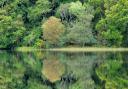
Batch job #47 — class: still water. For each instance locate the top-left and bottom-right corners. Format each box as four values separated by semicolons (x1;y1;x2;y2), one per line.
0;51;128;89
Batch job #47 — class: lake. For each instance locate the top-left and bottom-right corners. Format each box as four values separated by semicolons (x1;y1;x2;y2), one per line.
0;50;128;89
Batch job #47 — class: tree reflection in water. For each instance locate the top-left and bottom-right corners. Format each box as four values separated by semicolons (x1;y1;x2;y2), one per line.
42;56;65;83
0;51;127;89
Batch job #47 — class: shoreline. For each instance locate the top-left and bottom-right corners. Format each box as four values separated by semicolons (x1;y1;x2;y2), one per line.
46;47;128;52
9;47;128;52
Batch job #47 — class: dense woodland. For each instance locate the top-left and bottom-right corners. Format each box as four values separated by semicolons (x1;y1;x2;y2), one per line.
0;0;128;48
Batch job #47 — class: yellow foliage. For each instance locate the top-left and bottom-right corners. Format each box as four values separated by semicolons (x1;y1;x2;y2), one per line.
42;56;65;82
42;16;65;44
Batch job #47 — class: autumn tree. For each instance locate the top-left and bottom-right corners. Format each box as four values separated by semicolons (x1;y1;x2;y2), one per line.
42;16;65;46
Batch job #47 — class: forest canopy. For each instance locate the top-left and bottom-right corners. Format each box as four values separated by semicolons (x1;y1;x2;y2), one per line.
0;0;128;48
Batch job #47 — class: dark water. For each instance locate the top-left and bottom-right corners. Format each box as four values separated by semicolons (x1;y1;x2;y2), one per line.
0;51;128;89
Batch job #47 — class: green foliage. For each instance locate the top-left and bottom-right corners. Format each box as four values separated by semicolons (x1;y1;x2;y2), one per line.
88;0;105;27
58;0;78;3
0;0;128;48
26;79;51;89
27;0;51;21
68;1;85;17
104;0;118;10
34;39;45;48
0;0;52;48
96;0;128;46
56;3;71;22
0;51;47;89
62;1;96;46
66;22;96;46
96;58;128;89
0;13;26;48
23;27;42;47
0;52;25;89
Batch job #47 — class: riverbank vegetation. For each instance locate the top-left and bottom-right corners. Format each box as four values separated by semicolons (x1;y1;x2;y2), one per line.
0;0;128;48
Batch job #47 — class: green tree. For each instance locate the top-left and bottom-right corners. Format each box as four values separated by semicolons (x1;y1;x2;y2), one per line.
0;9;26;48
22;0;51;47
56;3;72;22
64;1;96;46
88;0;105;27
66;22;96;46
96;0;128;46
104;0;118;10
27;0;51;22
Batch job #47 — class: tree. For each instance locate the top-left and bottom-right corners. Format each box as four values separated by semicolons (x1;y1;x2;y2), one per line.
1;0;128;48
42;16;65;45
27;0;51;22
96;0;128;46
17;0;51;47
123;23;128;47
66;22;96;46
65;1;96;46
56;3;73;22
104;0;118;10
88;0;105;27
0;9;26;48
0;0;50;48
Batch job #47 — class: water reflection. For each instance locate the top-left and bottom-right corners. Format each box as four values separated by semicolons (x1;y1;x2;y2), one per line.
0;51;127;89
42;55;65;83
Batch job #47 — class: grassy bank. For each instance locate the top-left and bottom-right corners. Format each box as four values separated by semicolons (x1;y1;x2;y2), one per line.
46;47;128;52
15;47;41;52
15;47;128;52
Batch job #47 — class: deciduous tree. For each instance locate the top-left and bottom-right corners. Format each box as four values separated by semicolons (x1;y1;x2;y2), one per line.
42;16;65;45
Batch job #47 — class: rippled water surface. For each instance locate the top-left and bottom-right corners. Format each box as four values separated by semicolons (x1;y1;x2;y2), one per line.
0;51;128;89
